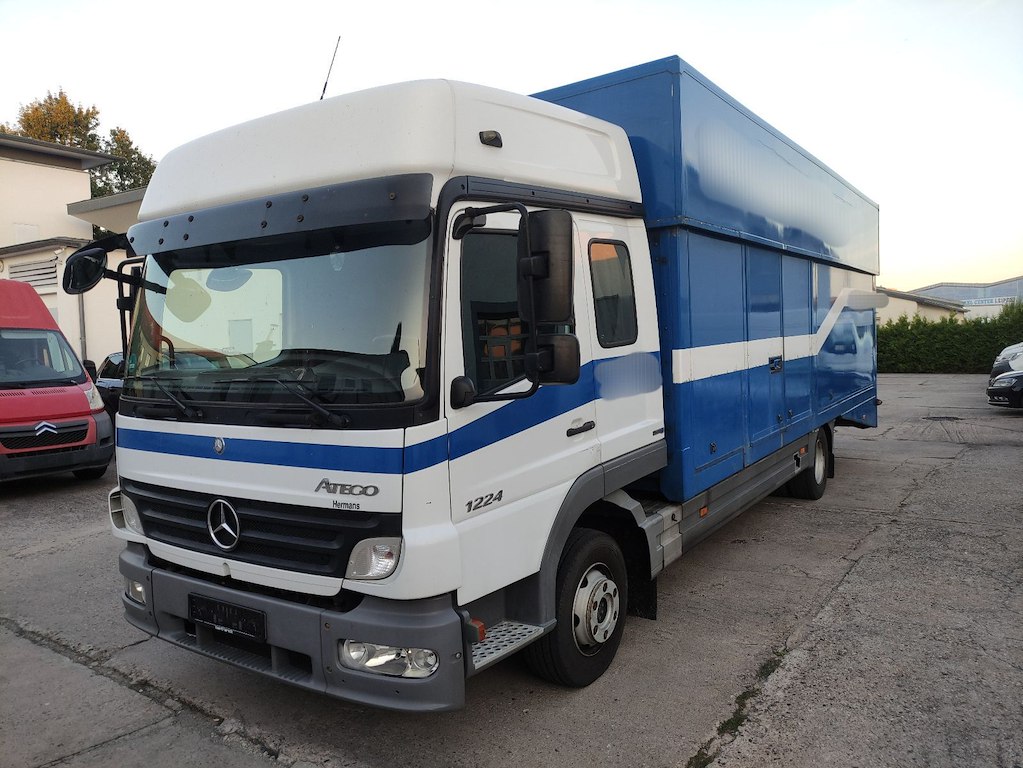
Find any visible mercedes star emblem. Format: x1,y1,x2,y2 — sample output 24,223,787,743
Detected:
206,499,241,551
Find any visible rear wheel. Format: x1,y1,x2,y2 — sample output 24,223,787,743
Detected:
525,528,628,687
789,428,828,500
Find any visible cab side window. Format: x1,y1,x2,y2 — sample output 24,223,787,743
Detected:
589,240,637,347
461,231,527,394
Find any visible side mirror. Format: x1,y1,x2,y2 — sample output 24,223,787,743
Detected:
519,209,573,324
63,248,108,294
83,359,98,381
450,376,477,409
62,232,134,295
529,334,580,385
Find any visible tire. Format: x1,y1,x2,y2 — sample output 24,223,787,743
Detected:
789,428,828,500
525,528,628,687
73,465,109,481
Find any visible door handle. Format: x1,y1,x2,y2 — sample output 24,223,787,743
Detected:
566,421,596,437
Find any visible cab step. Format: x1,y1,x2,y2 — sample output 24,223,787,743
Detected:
470,620,543,672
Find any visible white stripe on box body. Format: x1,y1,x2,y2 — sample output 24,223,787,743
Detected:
672,287,880,384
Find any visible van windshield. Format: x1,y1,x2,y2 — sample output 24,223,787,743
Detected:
0,328,86,386
124,219,432,420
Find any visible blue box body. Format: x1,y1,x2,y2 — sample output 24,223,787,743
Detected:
537,57,880,502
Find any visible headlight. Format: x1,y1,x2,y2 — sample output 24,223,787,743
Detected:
124,577,147,605
346,537,401,579
85,384,105,413
991,376,1020,388
339,640,439,678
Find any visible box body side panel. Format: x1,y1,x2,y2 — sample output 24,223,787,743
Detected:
535,56,880,276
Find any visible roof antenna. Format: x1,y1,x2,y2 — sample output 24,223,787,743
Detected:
320,36,341,100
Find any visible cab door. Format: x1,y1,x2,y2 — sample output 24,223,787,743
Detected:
578,215,663,465
443,206,599,604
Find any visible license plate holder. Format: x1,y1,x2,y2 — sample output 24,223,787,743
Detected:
188,594,266,643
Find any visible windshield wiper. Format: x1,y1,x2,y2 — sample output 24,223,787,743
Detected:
242,376,351,428
1,378,78,388
131,375,203,421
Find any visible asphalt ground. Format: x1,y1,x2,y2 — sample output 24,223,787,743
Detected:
1,373,1020,768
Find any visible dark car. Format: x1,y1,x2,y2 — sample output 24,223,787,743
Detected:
987,370,1023,408
989,342,1023,380
95,352,124,420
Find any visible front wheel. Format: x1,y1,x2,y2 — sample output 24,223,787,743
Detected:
525,528,628,687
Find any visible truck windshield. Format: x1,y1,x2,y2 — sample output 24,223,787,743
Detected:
124,219,432,419
0,328,86,386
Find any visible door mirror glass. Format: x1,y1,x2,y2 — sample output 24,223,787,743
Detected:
62,248,108,294
519,209,573,325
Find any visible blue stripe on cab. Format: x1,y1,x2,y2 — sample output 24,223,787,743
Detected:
448,363,596,461
116,354,657,473
117,428,404,474
403,434,448,474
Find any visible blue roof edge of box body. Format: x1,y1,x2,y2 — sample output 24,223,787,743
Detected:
535,55,879,276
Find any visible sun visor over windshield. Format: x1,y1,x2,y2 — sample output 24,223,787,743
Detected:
127,174,433,257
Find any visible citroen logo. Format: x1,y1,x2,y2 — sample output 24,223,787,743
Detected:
207,499,241,551
35,421,58,436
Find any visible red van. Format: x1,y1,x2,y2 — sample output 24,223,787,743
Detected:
0,279,113,482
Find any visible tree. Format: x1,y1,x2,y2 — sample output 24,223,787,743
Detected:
2,89,101,151
3,89,155,197
92,127,157,197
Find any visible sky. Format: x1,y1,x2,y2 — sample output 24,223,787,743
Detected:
1,0,1020,291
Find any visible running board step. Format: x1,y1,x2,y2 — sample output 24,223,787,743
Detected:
470,620,543,672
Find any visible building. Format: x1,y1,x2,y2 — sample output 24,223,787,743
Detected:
912,275,1023,319
876,287,966,325
0,133,141,365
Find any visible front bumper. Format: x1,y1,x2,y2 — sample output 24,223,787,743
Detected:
0,411,114,481
118,544,467,711
986,386,1023,408
987,377,1023,408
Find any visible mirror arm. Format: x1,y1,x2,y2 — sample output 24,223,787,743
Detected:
471,379,540,405
452,203,528,240
115,257,146,360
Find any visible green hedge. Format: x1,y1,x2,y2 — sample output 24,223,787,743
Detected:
878,301,1023,373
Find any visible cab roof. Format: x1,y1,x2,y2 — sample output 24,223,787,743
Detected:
139,80,642,220
0,279,58,330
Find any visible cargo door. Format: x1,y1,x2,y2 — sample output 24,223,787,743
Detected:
443,207,600,603
682,233,746,494
782,255,812,433
745,246,785,464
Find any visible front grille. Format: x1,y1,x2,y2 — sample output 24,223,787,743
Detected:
122,479,401,578
0,422,89,450
0,444,88,459
1,428,88,450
